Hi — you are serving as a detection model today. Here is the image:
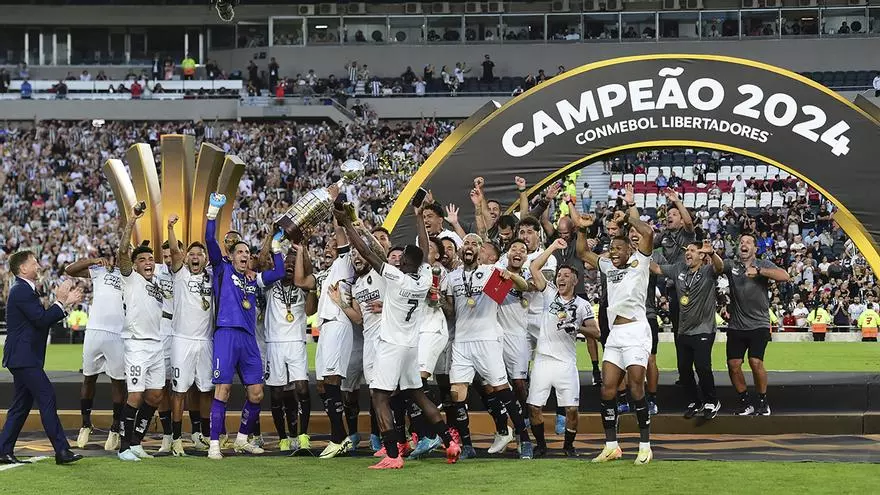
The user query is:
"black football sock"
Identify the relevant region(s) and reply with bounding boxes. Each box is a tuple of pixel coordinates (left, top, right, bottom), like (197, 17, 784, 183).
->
(555, 406, 565, 416)
(564, 428, 577, 450)
(111, 402, 124, 432)
(432, 419, 454, 448)
(616, 390, 628, 408)
(634, 397, 650, 443)
(381, 430, 400, 458)
(119, 403, 138, 452)
(495, 389, 529, 442)
(485, 393, 509, 436)
(200, 415, 211, 437)
(81, 398, 93, 428)
(133, 403, 158, 445)
(592, 360, 600, 372)
(600, 399, 618, 443)
(270, 392, 287, 439)
(188, 410, 201, 434)
(253, 416, 261, 436)
(282, 393, 299, 439)
(758, 392, 767, 401)
(452, 401, 472, 446)
(531, 423, 547, 449)
(322, 384, 347, 443)
(369, 405, 380, 436)
(390, 394, 408, 443)
(442, 402, 456, 427)
(343, 401, 360, 438)
(158, 409, 172, 436)
(407, 400, 430, 439)
(172, 420, 183, 440)
(298, 394, 311, 435)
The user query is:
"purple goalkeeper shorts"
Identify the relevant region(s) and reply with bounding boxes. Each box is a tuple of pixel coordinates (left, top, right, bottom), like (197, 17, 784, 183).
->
(212, 327, 263, 386)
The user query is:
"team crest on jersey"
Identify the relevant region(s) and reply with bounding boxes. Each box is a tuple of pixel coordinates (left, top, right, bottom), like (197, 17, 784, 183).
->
(213, 369, 221, 379)
(630, 259, 639, 268)
(367, 275, 372, 284)
(475, 271, 484, 279)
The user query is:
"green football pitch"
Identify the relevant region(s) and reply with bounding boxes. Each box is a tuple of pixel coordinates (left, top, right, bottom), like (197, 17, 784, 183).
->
(12, 341, 880, 373)
(2, 457, 878, 495)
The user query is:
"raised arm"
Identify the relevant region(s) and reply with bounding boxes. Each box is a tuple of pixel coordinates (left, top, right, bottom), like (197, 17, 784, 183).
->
(750, 262, 791, 282)
(414, 201, 430, 263)
(327, 283, 363, 325)
(444, 204, 467, 242)
(256, 229, 274, 271)
(167, 214, 184, 273)
(293, 243, 317, 290)
(64, 257, 104, 278)
(698, 240, 723, 274)
(515, 176, 530, 218)
(530, 238, 567, 291)
(335, 208, 385, 274)
(573, 214, 600, 269)
(117, 205, 142, 276)
(258, 232, 287, 286)
(473, 177, 493, 229)
(205, 192, 227, 266)
(624, 184, 654, 256)
(663, 188, 694, 233)
(470, 188, 489, 241)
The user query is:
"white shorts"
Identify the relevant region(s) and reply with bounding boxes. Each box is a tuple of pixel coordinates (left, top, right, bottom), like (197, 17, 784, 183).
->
(604, 320, 652, 370)
(527, 354, 580, 408)
(162, 333, 173, 379)
(170, 337, 213, 393)
(342, 332, 365, 392)
(371, 339, 422, 392)
(362, 332, 379, 386)
(603, 345, 651, 370)
(418, 331, 449, 376)
(315, 319, 353, 379)
(503, 332, 531, 381)
(82, 329, 125, 380)
(124, 339, 165, 393)
(264, 340, 308, 387)
(450, 339, 508, 388)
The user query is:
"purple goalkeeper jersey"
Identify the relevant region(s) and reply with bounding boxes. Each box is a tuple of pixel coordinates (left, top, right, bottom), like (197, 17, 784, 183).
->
(206, 219, 284, 335)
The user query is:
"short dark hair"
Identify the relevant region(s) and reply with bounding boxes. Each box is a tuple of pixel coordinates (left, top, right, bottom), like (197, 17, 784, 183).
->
(498, 214, 518, 231)
(557, 264, 580, 282)
(507, 238, 527, 251)
(424, 202, 444, 218)
(9, 250, 34, 276)
(162, 240, 184, 250)
(187, 241, 206, 252)
(131, 243, 153, 261)
(487, 199, 502, 209)
(371, 226, 390, 237)
(428, 237, 444, 257)
(484, 241, 501, 259)
(611, 235, 631, 245)
(518, 215, 541, 232)
(388, 245, 405, 256)
(401, 245, 423, 267)
(687, 241, 703, 250)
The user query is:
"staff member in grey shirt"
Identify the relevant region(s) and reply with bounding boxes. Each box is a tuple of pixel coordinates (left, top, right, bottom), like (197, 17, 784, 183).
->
(653, 240, 723, 420)
(723, 232, 790, 416)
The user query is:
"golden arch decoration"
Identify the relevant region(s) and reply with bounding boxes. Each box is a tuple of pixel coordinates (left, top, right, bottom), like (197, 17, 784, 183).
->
(103, 135, 245, 248)
(384, 54, 880, 275)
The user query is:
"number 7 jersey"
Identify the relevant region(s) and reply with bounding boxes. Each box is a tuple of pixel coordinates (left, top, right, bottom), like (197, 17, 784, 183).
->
(379, 263, 432, 348)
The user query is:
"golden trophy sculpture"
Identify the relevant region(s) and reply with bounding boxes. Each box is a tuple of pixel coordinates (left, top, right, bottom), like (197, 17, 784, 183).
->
(103, 135, 245, 246)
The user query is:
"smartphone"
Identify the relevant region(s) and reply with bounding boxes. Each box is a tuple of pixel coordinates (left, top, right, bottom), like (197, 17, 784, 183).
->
(412, 188, 428, 208)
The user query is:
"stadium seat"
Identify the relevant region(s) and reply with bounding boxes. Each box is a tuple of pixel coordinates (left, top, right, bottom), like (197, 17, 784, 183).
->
(743, 165, 756, 178)
(646, 167, 659, 181)
(718, 170, 732, 181)
(708, 199, 720, 210)
(759, 192, 771, 207)
(771, 193, 784, 208)
(755, 165, 768, 178)
(733, 195, 745, 208)
(696, 193, 708, 207)
(634, 193, 645, 208)
(721, 192, 733, 205)
(645, 193, 658, 208)
(683, 193, 696, 208)
(672, 166, 684, 178)
(745, 199, 758, 209)
(706, 172, 717, 182)
(611, 173, 622, 184)
(634, 173, 646, 184)
(779, 170, 791, 179)
(622, 173, 635, 184)
(660, 166, 671, 177)
(682, 168, 694, 181)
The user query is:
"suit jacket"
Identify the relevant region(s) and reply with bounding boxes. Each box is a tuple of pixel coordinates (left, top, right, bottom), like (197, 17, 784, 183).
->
(2, 277, 65, 369)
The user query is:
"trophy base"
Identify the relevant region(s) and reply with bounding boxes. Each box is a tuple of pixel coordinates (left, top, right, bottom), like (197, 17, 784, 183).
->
(275, 216, 305, 244)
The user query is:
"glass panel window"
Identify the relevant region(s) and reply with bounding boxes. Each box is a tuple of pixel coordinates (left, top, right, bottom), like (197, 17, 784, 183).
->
(547, 13, 581, 41)
(70, 27, 108, 64)
(464, 14, 501, 42)
(621, 12, 656, 40)
(583, 13, 619, 40)
(500, 14, 544, 41)
(343, 17, 388, 43)
(742, 10, 779, 37)
(55, 28, 70, 65)
(210, 25, 236, 49)
(781, 9, 818, 36)
(273, 18, 304, 46)
(870, 7, 880, 35)
(130, 30, 148, 63)
(701, 11, 739, 38)
(427, 15, 463, 43)
(659, 11, 699, 39)
(389, 16, 425, 44)
(306, 17, 341, 44)
(822, 7, 868, 36)
(236, 23, 269, 48)
(146, 26, 186, 62)
(0, 27, 26, 65)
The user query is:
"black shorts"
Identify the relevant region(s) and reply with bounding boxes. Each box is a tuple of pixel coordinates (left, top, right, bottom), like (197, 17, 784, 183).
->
(726, 328, 771, 361)
(648, 317, 660, 355)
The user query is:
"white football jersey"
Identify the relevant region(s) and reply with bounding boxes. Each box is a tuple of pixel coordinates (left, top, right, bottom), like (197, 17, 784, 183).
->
(317, 248, 356, 323)
(599, 250, 651, 346)
(536, 283, 594, 363)
(447, 264, 503, 342)
(421, 265, 448, 335)
(86, 265, 124, 334)
(156, 263, 174, 336)
(171, 267, 214, 340)
(498, 250, 556, 316)
(379, 263, 432, 347)
(121, 270, 163, 341)
(496, 271, 528, 339)
(352, 269, 386, 341)
(260, 279, 307, 342)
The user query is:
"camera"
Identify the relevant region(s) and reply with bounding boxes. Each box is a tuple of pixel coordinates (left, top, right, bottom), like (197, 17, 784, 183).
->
(211, 0, 239, 22)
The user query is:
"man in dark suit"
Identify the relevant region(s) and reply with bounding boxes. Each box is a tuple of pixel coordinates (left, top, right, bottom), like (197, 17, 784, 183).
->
(0, 250, 85, 465)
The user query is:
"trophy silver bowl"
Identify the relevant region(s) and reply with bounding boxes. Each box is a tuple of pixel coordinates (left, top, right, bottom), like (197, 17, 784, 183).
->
(274, 159, 365, 243)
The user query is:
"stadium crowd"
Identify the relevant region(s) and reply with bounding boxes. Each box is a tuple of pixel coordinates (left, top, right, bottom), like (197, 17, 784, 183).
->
(0, 117, 876, 330)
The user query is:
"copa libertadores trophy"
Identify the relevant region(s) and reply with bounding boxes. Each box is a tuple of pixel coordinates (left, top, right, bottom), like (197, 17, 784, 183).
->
(274, 158, 366, 243)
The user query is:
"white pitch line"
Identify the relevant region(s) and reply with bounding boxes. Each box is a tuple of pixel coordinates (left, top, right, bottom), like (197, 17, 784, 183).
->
(0, 456, 50, 472)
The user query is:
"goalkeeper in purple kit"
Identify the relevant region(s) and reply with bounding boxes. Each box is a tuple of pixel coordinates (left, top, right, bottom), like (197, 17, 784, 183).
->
(204, 192, 286, 459)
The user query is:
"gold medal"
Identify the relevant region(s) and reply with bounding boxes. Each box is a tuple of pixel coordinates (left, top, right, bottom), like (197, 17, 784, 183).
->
(242, 299, 252, 310)
(680, 295, 690, 306)
(557, 311, 568, 320)
(201, 298, 210, 311)
(521, 299, 529, 309)
(466, 297, 476, 307)
(286, 312, 295, 323)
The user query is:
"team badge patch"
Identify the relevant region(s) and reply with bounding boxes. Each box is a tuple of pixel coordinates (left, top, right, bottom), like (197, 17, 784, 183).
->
(630, 260, 639, 268)
(213, 369, 221, 379)
(131, 378, 138, 385)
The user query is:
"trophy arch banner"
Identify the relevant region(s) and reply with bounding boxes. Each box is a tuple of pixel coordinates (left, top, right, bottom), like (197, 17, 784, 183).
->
(383, 54, 880, 275)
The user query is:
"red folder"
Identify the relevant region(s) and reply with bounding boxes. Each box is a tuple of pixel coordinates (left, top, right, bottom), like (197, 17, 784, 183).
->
(483, 268, 514, 305)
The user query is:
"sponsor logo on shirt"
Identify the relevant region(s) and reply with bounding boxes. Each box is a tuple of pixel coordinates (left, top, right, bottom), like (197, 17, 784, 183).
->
(145, 283, 163, 302)
(103, 274, 122, 290)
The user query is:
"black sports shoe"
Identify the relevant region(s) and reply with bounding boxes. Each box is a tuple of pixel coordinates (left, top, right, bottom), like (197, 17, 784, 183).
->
(533, 444, 548, 458)
(683, 402, 701, 419)
(755, 399, 771, 416)
(592, 370, 602, 386)
(562, 447, 580, 458)
(702, 400, 721, 420)
(734, 403, 756, 416)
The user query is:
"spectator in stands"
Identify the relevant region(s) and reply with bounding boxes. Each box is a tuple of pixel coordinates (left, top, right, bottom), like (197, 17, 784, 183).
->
(17, 63, 29, 80)
(130, 80, 143, 100)
(414, 78, 426, 96)
(163, 56, 174, 80)
(581, 184, 592, 213)
(206, 60, 221, 80)
(19, 78, 31, 99)
(708, 182, 721, 200)
(181, 53, 197, 80)
(873, 73, 880, 97)
(511, 85, 523, 96)
(0, 69, 9, 93)
(838, 22, 850, 35)
(268, 57, 280, 91)
(79, 70, 91, 82)
(536, 69, 547, 84)
(423, 64, 435, 83)
(667, 171, 682, 189)
(481, 55, 495, 83)
(53, 80, 68, 100)
(732, 174, 747, 194)
(655, 171, 668, 188)
(151, 54, 161, 80)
